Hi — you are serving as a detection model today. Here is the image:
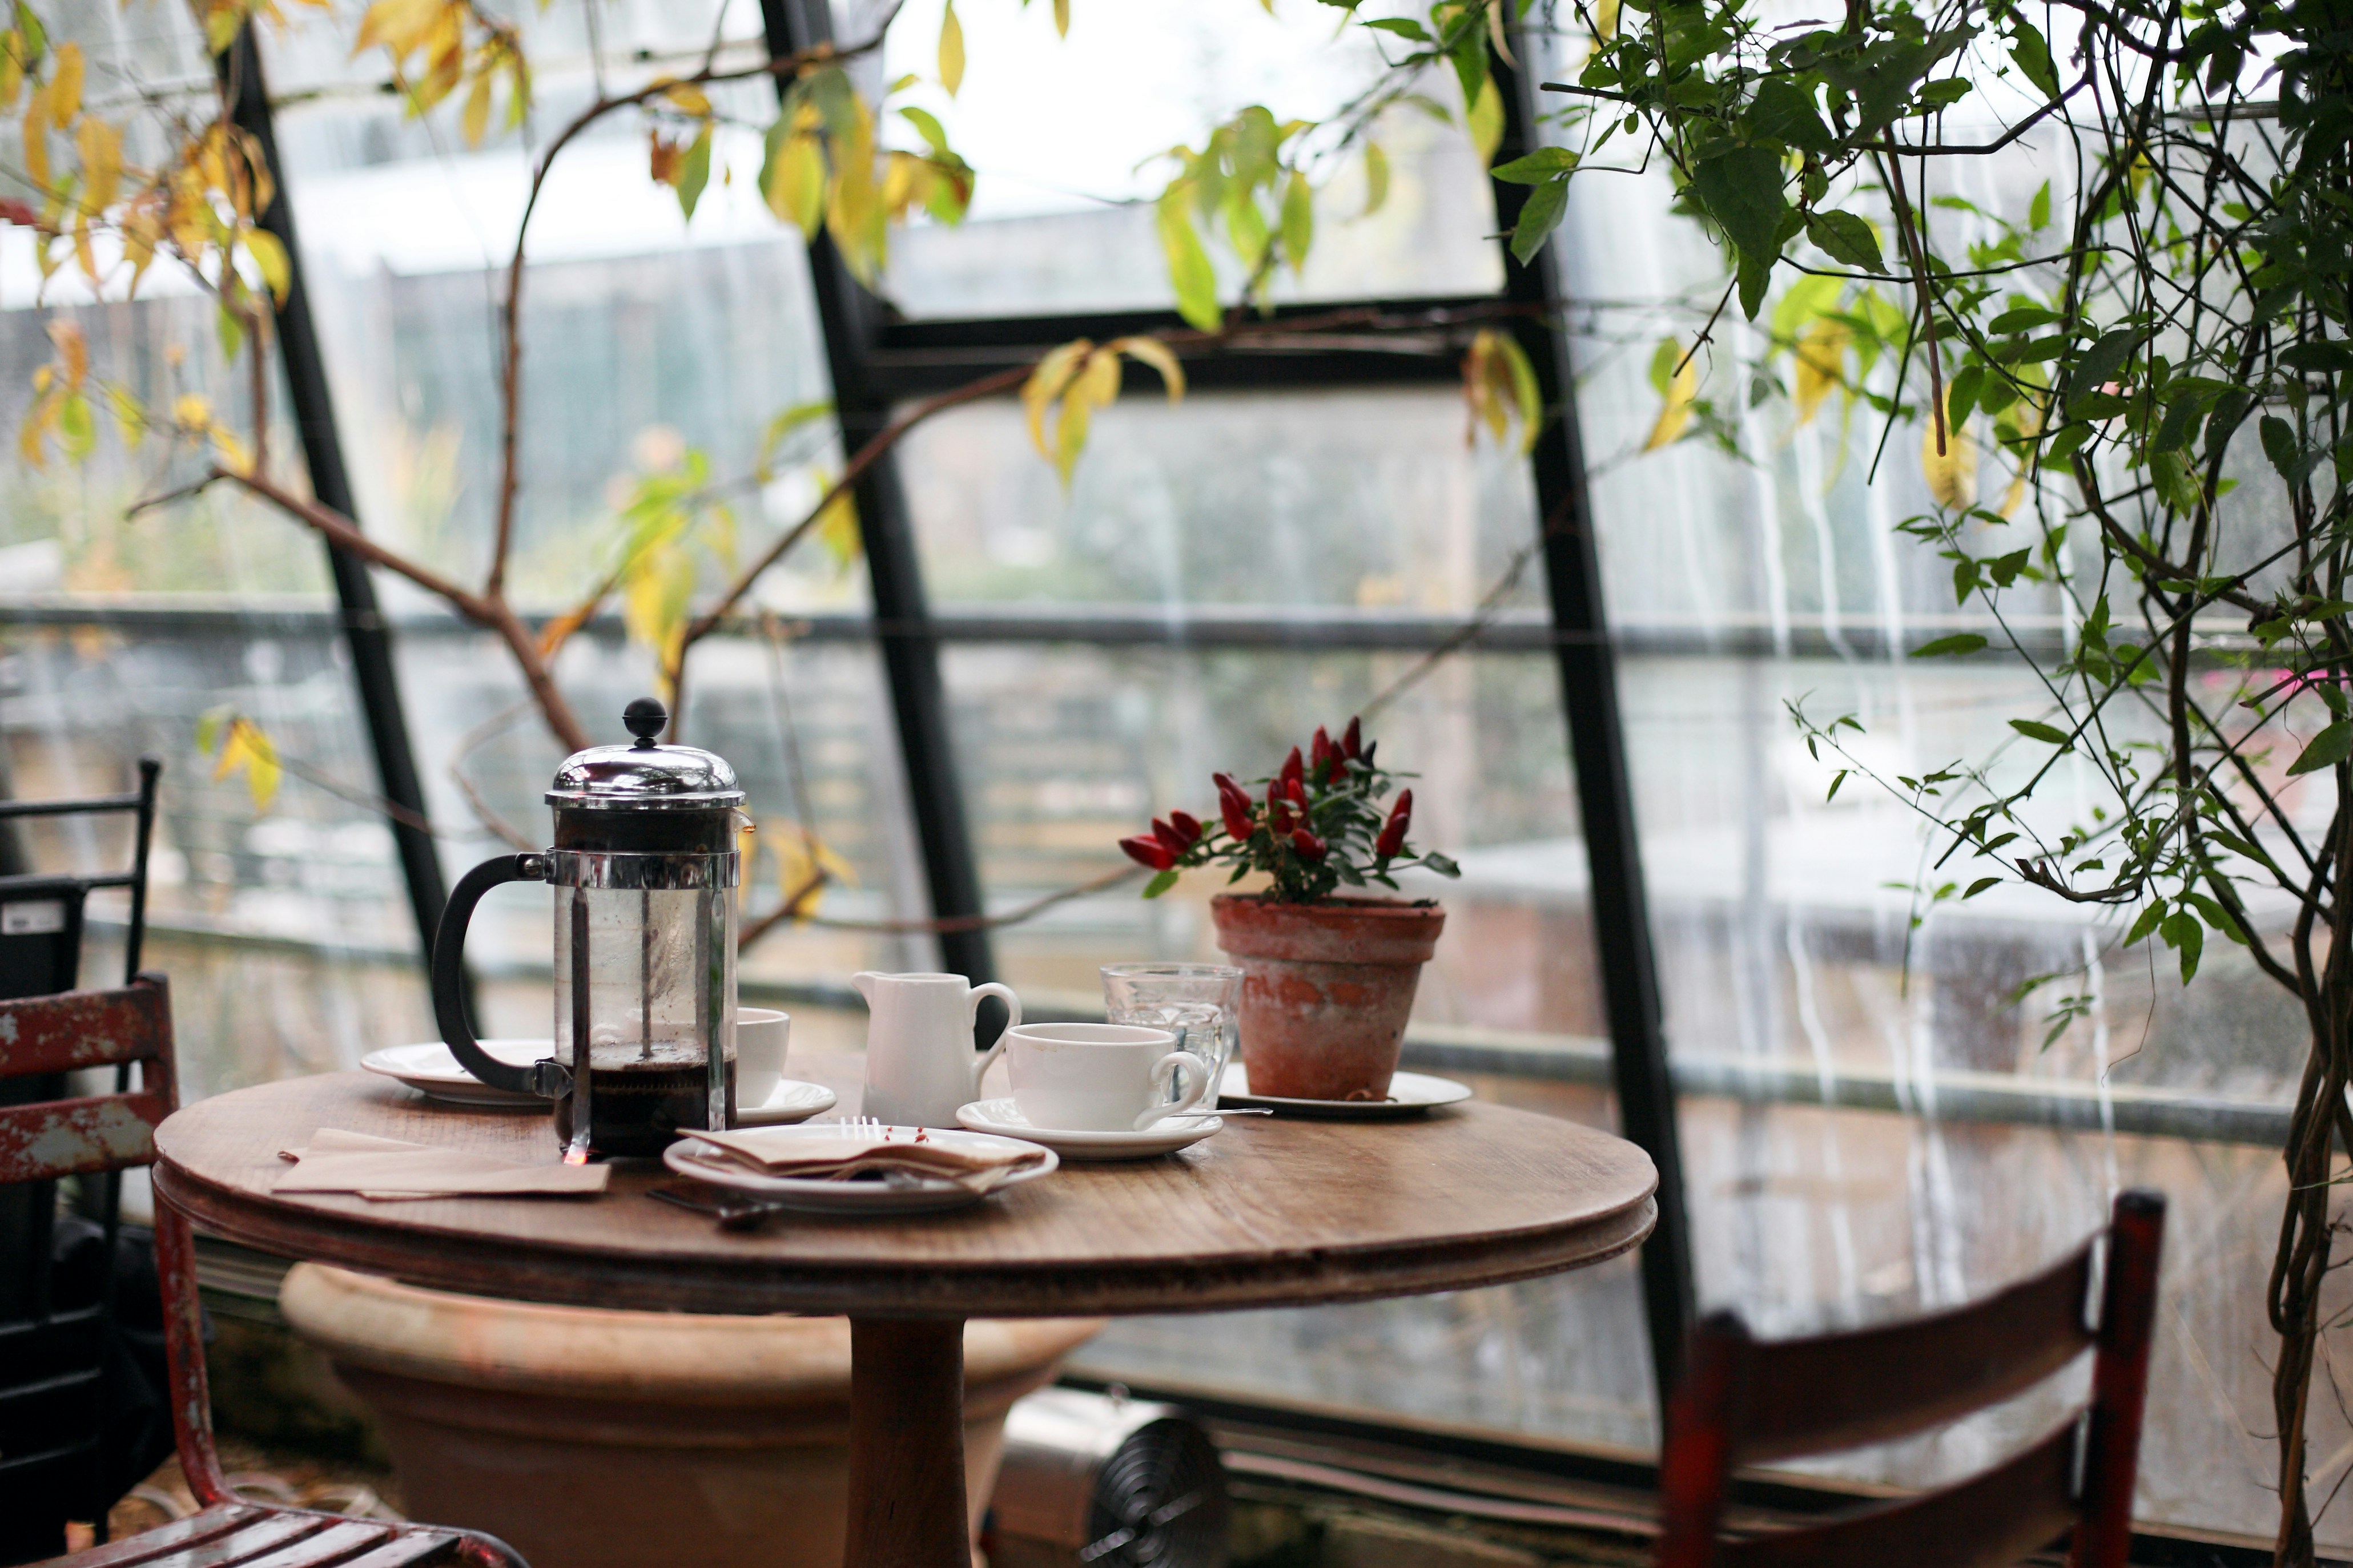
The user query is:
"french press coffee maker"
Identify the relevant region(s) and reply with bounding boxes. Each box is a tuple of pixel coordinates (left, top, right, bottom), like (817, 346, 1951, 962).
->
(432, 698, 741, 1160)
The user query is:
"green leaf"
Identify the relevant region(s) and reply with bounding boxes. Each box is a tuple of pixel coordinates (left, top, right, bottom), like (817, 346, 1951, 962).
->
(2261, 416, 2300, 478)
(2066, 327, 2141, 408)
(2008, 718, 2072, 747)
(2159, 910, 2203, 983)
(1280, 170, 1314, 274)
(1946, 362, 1984, 429)
(57, 390, 91, 461)
(1490, 147, 1579, 183)
(2007, 17, 2061, 98)
(1692, 144, 1787, 276)
(2028, 180, 2051, 231)
(898, 105, 951, 155)
(2288, 719, 2353, 776)
(1909, 632, 1988, 658)
(1745, 79, 1832, 154)
(2123, 899, 2166, 947)
(1510, 177, 1569, 265)
(1157, 192, 1221, 332)
(1363, 17, 1429, 39)
(1806, 209, 1884, 272)
(675, 124, 713, 220)
(1963, 876, 2000, 898)
(1143, 869, 1179, 898)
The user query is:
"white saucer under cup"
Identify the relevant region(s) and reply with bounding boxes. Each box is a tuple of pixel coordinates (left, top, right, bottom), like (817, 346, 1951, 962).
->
(956, 1098, 1222, 1161)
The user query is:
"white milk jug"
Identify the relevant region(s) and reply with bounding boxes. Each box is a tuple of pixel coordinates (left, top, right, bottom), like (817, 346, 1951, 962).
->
(853, 972, 1022, 1127)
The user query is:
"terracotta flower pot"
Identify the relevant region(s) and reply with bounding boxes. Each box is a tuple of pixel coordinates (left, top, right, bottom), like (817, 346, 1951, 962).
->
(1210, 893, 1446, 1101)
(279, 1264, 1100, 1568)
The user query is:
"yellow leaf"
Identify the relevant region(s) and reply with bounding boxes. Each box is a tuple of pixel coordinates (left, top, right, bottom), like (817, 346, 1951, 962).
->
(659, 80, 711, 117)
(766, 130, 826, 236)
(74, 115, 119, 212)
(649, 128, 682, 187)
(1362, 142, 1389, 217)
(1108, 336, 1185, 401)
(1588, 0, 1619, 59)
(460, 70, 491, 148)
(1792, 319, 1848, 427)
(107, 384, 144, 453)
(0, 46, 20, 113)
(621, 540, 697, 666)
(938, 0, 964, 96)
(18, 387, 55, 468)
(213, 719, 281, 813)
(71, 216, 93, 284)
(1466, 75, 1502, 166)
(1053, 345, 1121, 487)
(172, 393, 212, 430)
(48, 42, 81, 127)
(1921, 417, 1977, 509)
(1643, 344, 1699, 451)
(47, 318, 86, 388)
(208, 421, 253, 474)
(813, 477, 860, 570)
(1021, 338, 1092, 459)
(1052, 0, 1071, 36)
(1996, 470, 2029, 520)
(244, 227, 291, 304)
(21, 85, 48, 189)
(355, 0, 443, 58)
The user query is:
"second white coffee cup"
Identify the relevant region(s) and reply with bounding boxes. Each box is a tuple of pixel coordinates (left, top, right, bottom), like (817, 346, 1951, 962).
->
(1003, 1022, 1211, 1132)
(737, 1007, 792, 1106)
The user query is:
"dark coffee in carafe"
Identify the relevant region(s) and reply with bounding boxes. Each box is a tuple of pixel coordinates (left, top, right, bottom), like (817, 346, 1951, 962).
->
(553, 1048, 737, 1159)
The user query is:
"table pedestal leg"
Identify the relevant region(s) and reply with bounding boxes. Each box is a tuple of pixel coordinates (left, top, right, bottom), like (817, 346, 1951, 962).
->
(845, 1316, 968, 1568)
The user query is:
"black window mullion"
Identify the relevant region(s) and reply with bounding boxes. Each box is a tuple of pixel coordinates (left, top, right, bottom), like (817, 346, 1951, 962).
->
(758, 0, 994, 984)
(1493, 28, 1698, 1400)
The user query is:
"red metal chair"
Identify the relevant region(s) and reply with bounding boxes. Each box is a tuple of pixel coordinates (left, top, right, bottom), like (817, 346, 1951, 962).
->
(0, 975, 528, 1567)
(1655, 1188, 2164, 1568)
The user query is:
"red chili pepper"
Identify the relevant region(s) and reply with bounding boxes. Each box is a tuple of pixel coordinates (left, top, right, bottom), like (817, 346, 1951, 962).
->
(1342, 716, 1363, 759)
(1169, 809, 1204, 844)
(1291, 827, 1328, 860)
(1152, 817, 1192, 854)
(1310, 727, 1335, 781)
(1120, 834, 1177, 871)
(1266, 777, 1296, 837)
(1375, 789, 1413, 858)
(1279, 745, 1304, 796)
(1216, 783, 1255, 841)
(1286, 776, 1308, 808)
(0, 200, 37, 228)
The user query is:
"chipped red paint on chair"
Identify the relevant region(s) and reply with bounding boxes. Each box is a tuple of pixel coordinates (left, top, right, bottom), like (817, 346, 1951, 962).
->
(2, 975, 528, 1568)
(1654, 1189, 2165, 1568)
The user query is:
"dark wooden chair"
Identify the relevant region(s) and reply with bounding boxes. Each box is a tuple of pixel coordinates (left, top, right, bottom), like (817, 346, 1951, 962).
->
(1656, 1188, 2165, 1568)
(0, 975, 529, 1568)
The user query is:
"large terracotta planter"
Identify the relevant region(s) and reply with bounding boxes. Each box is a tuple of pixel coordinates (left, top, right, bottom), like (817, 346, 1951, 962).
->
(279, 1264, 1100, 1568)
(1210, 893, 1446, 1101)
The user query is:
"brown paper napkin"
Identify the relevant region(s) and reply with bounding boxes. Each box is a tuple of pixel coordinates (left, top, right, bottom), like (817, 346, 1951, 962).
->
(679, 1125, 1048, 1195)
(275, 1128, 610, 1199)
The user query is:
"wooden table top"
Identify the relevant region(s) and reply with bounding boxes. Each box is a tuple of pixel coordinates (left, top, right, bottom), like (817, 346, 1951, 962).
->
(152, 1052, 1656, 1319)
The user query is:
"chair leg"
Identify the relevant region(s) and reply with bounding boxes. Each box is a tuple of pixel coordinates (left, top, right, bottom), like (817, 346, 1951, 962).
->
(151, 1201, 232, 1508)
(2071, 1190, 2166, 1568)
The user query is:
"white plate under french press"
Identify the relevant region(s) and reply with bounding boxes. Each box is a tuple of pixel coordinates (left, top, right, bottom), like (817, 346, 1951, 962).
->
(361, 1040, 551, 1108)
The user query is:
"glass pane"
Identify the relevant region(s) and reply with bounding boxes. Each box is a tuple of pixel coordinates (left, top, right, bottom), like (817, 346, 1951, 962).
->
(1542, 4, 2323, 1529)
(866, 0, 1503, 317)
(903, 388, 1543, 617)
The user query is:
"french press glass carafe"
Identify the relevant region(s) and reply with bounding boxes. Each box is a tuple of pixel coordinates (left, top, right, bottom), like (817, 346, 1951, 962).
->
(432, 698, 741, 1159)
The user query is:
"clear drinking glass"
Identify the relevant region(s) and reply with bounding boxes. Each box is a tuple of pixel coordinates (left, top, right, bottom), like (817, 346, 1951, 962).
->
(1100, 963, 1244, 1111)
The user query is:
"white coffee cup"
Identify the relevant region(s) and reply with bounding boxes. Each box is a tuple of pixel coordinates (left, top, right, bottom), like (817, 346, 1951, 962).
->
(1003, 1022, 1212, 1132)
(737, 1007, 792, 1106)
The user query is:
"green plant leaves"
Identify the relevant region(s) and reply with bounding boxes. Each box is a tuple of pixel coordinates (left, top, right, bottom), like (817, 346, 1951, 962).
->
(2288, 720, 2353, 776)
(1909, 632, 1988, 657)
(1692, 145, 1786, 311)
(1806, 209, 1883, 272)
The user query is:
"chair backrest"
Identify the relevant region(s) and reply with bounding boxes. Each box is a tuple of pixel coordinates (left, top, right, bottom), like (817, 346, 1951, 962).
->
(1656, 1188, 2165, 1568)
(0, 976, 179, 1553)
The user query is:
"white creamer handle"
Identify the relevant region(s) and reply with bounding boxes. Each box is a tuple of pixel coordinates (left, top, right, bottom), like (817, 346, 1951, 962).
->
(968, 982, 1022, 1090)
(851, 971, 882, 1004)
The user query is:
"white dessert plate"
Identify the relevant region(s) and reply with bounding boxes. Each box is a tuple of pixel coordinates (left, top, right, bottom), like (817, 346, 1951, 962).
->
(662, 1123, 1057, 1214)
(1217, 1063, 1473, 1119)
(954, 1098, 1221, 1160)
(361, 1040, 550, 1107)
(735, 1079, 838, 1127)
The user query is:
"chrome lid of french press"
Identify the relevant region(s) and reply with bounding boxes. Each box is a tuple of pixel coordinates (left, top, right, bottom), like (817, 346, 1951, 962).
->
(545, 698, 745, 811)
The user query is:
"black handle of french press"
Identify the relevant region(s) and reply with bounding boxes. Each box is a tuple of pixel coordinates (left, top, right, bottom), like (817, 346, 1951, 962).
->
(432, 853, 564, 1098)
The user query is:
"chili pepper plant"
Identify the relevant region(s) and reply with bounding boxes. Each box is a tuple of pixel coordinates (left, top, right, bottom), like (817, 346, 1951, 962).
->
(1119, 718, 1461, 904)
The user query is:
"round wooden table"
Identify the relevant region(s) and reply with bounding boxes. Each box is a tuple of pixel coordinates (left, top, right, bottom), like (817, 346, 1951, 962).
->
(154, 1051, 1656, 1568)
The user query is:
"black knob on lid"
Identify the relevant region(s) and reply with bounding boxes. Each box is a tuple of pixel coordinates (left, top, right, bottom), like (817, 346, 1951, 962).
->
(622, 698, 668, 748)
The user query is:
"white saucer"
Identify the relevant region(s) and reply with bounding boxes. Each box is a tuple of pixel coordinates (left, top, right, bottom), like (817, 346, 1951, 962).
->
(663, 1123, 1057, 1214)
(734, 1079, 838, 1127)
(361, 1041, 550, 1107)
(1217, 1063, 1473, 1119)
(955, 1098, 1222, 1160)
